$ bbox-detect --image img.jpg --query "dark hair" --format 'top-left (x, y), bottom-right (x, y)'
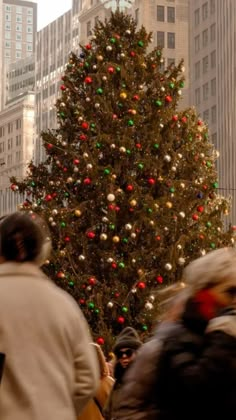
top-left (0, 212), bottom-right (46, 263)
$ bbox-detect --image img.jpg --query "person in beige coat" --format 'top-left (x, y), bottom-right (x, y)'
top-left (0, 212), bottom-right (99, 420)
top-left (78, 343), bottom-right (114, 420)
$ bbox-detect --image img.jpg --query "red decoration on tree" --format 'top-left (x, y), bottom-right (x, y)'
top-left (117, 316), bottom-right (125, 324)
top-left (172, 115), bottom-right (178, 122)
top-left (80, 134), bottom-right (87, 141)
top-left (165, 95), bottom-right (172, 103)
top-left (45, 194), bottom-right (52, 202)
top-left (156, 275), bottom-right (163, 284)
top-left (192, 214), bottom-right (199, 221)
top-left (73, 159), bottom-right (80, 165)
top-left (148, 178), bottom-right (155, 185)
top-left (60, 85), bottom-right (66, 91)
top-left (82, 122), bottom-right (89, 130)
top-left (87, 231), bottom-right (96, 239)
top-left (126, 184), bottom-right (134, 192)
top-left (47, 143), bottom-right (53, 150)
top-left (197, 205), bottom-right (204, 213)
top-left (64, 236), bottom-right (70, 242)
top-left (181, 116), bottom-right (187, 123)
top-left (84, 76), bottom-right (93, 84)
top-left (108, 66), bottom-right (115, 74)
top-left (89, 277), bottom-right (96, 285)
top-left (86, 44), bottom-right (92, 50)
top-left (133, 95), bottom-right (140, 101)
top-left (130, 51), bottom-right (136, 57)
top-left (137, 281), bottom-right (146, 289)
top-left (84, 178), bottom-right (91, 185)
top-left (96, 337), bottom-right (105, 345)
top-left (79, 298), bottom-right (85, 305)
top-left (57, 272), bottom-right (65, 279)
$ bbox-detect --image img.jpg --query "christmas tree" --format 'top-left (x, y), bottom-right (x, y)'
top-left (10, 12), bottom-right (234, 349)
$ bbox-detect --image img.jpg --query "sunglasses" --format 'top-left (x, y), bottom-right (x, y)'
top-left (117, 349), bottom-right (133, 359)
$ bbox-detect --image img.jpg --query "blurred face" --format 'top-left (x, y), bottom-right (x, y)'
top-left (117, 348), bottom-right (135, 368)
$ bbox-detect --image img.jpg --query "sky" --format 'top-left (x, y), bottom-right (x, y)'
top-left (36, 0), bottom-right (72, 30)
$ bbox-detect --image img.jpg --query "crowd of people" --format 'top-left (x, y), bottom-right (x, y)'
top-left (0, 211), bottom-right (236, 419)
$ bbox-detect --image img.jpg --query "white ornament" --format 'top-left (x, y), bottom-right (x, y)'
top-left (51, 222), bottom-right (56, 227)
top-left (160, 86), bottom-right (165, 92)
top-left (83, 153), bottom-right (89, 158)
top-left (95, 103), bottom-right (100, 109)
top-left (119, 146), bottom-right (126, 153)
top-left (52, 209), bottom-right (58, 216)
top-left (177, 244), bottom-right (182, 250)
top-left (62, 141), bottom-right (67, 147)
top-left (87, 163), bottom-right (93, 170)
top-left (200, 249), bottom-right (206, 256)
top-left (48, 217), bottom-right (54, 223)
top-left (110, 143), bottom-right (116, 149)
top-left (131, 288), bottom-right (137, 293)
top-left (102, 217), bottom-right (109, 223)
top-left (132, 259), bottom-right (136, 264)
top-left (165, 263), bottom-right (172, 271)
top-left (126, 29), bottom-right (131, 35)
top-left (74, 167), bottom-right (79, 173)
top-left (145, 302), bottom-right (154, 310)
top-left (149, 295), bottom-right (155, 302)
top-left (131, 233), bottom-right (136, 239)
top-left (180, 183), bottom-right (185, 189)
top-left (102, 76), bottom-right (107, 81)
top-left (79, 255), bottom-right (85, 261)
top-left (86, 97), bottom-right (91, 102)
top-left (107, 302), bottom-right (114, 308)
top-left (87, 286), bottom-right (92, 291)
top-left (125, 224), bottom-right (132, 230)
top-left (177, 153), bottom-right (183, 159)
top-left (67, 177), bottom-right (73, 183)
top-left (160, 123), bottom-right (164, 128)
top-left (107, 193), bottom-right (115, 202)
top-left (178, 257), bottom-right (185, 266)
top-left (93, 65), bottom-right (97, 70)
top-left (106, 45), bottom-right (112, 51)
top-left (171, 166), bottom-right (177, 172)
top-left (179, 212), bottom-right (185, 218)
top-left (178, 90), bottom-right (182, 96)
top-left (164, 155), bottom-right (171, 162)
top-left (107, 258), bottom-right (113, 263)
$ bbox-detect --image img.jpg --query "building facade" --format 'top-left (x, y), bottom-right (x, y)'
top-left (0, 0), bottom-right (37, 110)
top-left (0, 92), bottom-right (35, 215)
top-left (6, 54), bottom-right (35, 103)
top-left (189, 0), bottom-right (236, 223)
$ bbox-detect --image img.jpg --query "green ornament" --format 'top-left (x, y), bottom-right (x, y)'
top-left (147, 208), bottom-right (153, 214)
top-left (169, 82), bottom-right (175, 89)
top-left (110, 37), bottom-right (116, 44)
top-left (91, 123), bottom-right (96, 128)
top-left (128, 120), bottom-right (134, 127)
top-left (31, 181), bottom-right (35, 187)
top-left (210, 242), bottom-right (216, 249)
top-left (95, 309), bottom-right (100, 314)
top-left (180, 81), bottom-right (185, 88)
top-left (69, 281), bottom-right (74, 287)
top-left (88, 302), bottom-right (95, 309)
top-left (122, 306), bottom-right (128, 313)
top-left (118, 103), bottom-right (123, 108)
top-left (138, 40), bottom-right (144, 47)
top-left (213, 182), bottom-right (219, 188)
top-left (109, 224), bottom-right (115, 230)
top-left (60, 222), bottom-right (66, 228)
top-left (138, 163), bottom-right (144, 170)
top-left (97, 88), bottom-right (103, 95)
top-left (116, 66), bottom-right (121, 72)
top-left (84, 62), bottom-right (90, 68)
top-left (64, 192), bottom-right (69, 197)
top-left (60, 112), bottom-right (65, 118)
top-left (122, 238), bottom-right (128, 244)
top-left (206, 221), bottom-right (212, 228)
top-left (157, 50), bottom-right (161, 56)
top-left (153, 143), bottom-right (159, 149)
top-left (206, 161), bottom-right (212, 168)
top-left (104, 168), bottom-right (110, 175)
top-left (96, 142), bottom-right (101, 148)
top-left (119, 262), bottom-right (125, 268)
top-left (155, 100), bottom-right (162, 107)
top-left (37, 199), bottom-right (41, 205)
top-left (122, 83), bottom-right (126, 88)
top-left (142, 325), bottom-right (148, 331)
top-left (170, 187), bottom-right (175, 193)
top-left (126, 149), bottom-right (131, 155)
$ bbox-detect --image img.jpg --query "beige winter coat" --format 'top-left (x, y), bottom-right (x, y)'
top-left (0, 262), bottom-right (99, 420)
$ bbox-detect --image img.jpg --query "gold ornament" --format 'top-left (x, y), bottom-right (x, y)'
top-left (166, 201), bottom-right (173, 209)
top-left (97, 55), bottom-right (104, 61)
top-left (112, 236), bottom-right (120, 243)
top-left (120, 92), bottom-right (127, 99)
top-left (130, 199), bottom-right (137, 207)
top-left (75, 209), bottom-right (82, 217)
top-left (60, 250), bottom-right (66, 256)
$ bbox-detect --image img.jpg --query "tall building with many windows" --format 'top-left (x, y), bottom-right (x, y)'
top-left (0, 0), bottom-right (37, 110)
top-left (189, 0), bottom-right (236, 222)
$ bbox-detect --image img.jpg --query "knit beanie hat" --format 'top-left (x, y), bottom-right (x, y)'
top-left (113, 327), bottom-right (142, 355)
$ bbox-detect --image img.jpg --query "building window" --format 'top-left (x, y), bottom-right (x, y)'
top-left (16, 24), bottom-right (22, 32)
top-left (16, 6), bottom-right (22, 13)
top-left (210, 0), bottom-right (215, 14)
top-left (211, 78), bottom-right (216, 96)
top-left (194, 8), bottom-right (200, 25)
top-left (211, 50), bottom-right (216, 68)
top-left (135, 8), bottom-right (139, 24)
top-left (202, 29), bottom-right (208, 47)
top-left (157, 31), bottom-right (165, 48)
top-left (27, 16), bottom-right (33, 24)
top-left (27, 8), bottom-right (33, 15)
top-left (16, 33), bottom-right (22, 41)
top-left (27, 34), bottom-right (33, 43)
top-left (0, 142), bottom-right (5, 153)
top-left (16, 119), bottom-right (21, 130)
top-left (27, 44), bottom-right (33, 51)
top-left (5, 41), bottom-right (10, 48)
top-left (5, 50), bottom-right (10, 58)
top-left (87, 21), bottom-right (91, 36)
top-left (203, 109), bottom-right (209, 123)
top-left (7, 155), bottom-right (12, 166)
top-left (195, 87), bottom-right (201, 105)
top-left (16, 15), bottom-right (22, 23)
top-left (5, 13), bottom-right (11, 21)
top-left (157, 6), bottom-right (165, 22)
top-left (210, 23), bottom-right (216, 42)
top-left (167, 32), bottom-right (175, 49)
top-left (5, 32), bottom-right (11, 39)
top-left (203, 82), bottom-right (209, 101)
top-left (27, 25), bottom-right (33, 33)
top-left (16, 51), bottom-right (22, 59)
top-left (5, 5), bottom-right (11, 12)
top-left (203, 55), bottom-right (208, 73)
top-left (195, 35), bottom-right (200, 52)
top-left (211, 105), bottom-right (216, 123)
top-left (16, 42), bottom-right (22, 50)
top-left (167, 58), bottom-right (175, 66)
top-left (212, 132), bottom-right (217, 145)
top-left (5, 23), bottom-right (11, 30)
top-left (195, 61), bottom-right (201, 79)
top-left (202, 2), bottom-right (208, 20)
top-left (167, 7), bottom-right (175, 23)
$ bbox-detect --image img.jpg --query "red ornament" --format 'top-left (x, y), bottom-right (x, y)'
top-left (113, 114), bottom-right (118, 119)
top-left (108, 204), bottom-right (116, 211)
top-left (80, 134), bottom-right (87, 141)
top-left (148, 178), bottom-right (155, 185)
top-left (64, 236), bottom-right (70, 242)
top-left (130, 51), bottom-right (136, 57)
top-left (156, 275), bottom-right (163, 284)
top-left (60, 85), bottom-right (66, 91)
top-left (57, 272), bottom-right (65, 279)
top-left (84, 177), bottom-right (91, 185)
top-left (108, 66), bottom-right (115, 74)
top-left (96, 337), bottom-right (105, 345)
top-left (115, 206), bottom-right (120, 212)
top-left (86, 44), bottom-right (92, 50)
top-left (203, 185), bottom-right (208, 191)
top-left (47, 143), bottom-right (53, 150)
top-left (165, 95), bottom-right (172, 103)
top-left (156, 236), bottom-right (161, 241)
top-left (45, 194), bottom-right (52, 202)
top-left (126, 184), bottom-right (134, 192)
top-left (199, 234), bottom-right (205, 240)
top-left (79, 298), bottom-right (85, 305)
top-left (181, 116), bottom-right (187, 123)
top-left (63, 167), bottom-right (68, 172)
top-left (232, 226), bottom-right (236, 231)
top-left (136, 143), bottom-right (142, 149)
top-left (81, 122), bottom-right (89, 130)
top-left (10, 184), bottom-right (17, 191)
top-left (73, 159), bottom-right (80, 165)
top-left (133, 95), bottom-right (140, 101)
top-left (117, 316), bottom-right (125, 324)
top-left (89, 277), bottom-right (96, 285)
top-left (172, 115), bottom-right (178, 122)
top-left (84, 76), bottom-right (93, 84)
top-left (192, 214), bottom-right (199, 221)
top-left (111, 262), bottom-right (117, 269)
top-left (197, 205), bottom-right (204, 213)
top-left (198, 119), bottom-right (203, 126)
top-left (137, 282), bottom-right (146, 289)
top-left (87, 231), bottom-right (95, 239)
top-left (52, 192), bottom-right (57, 198)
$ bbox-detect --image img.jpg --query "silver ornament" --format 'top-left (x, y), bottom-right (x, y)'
top-left (79, 255), bottom-right (85, 261)
top-left (165, 263), bottom-right (172, 271)
top-left (107, 302), bottom-right (114, 308)
top-left (164, 154), bottom-right (171, 162)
